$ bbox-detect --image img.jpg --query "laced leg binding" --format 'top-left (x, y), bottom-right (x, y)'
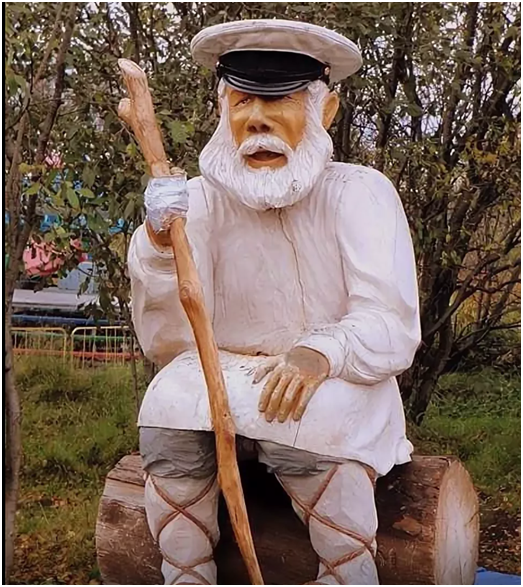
top-left (278, 461), bottom-right (379, 585)
top-left (144, 473), bottom-right (220, 585)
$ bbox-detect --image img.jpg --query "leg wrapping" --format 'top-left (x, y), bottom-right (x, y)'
top-left (278, 461), bottom-right (379, 585)
top-left (144, 474), bottom-right (220, 585)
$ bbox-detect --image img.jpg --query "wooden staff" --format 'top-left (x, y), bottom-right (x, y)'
top-left (117, 58), bottom-right (264, 585)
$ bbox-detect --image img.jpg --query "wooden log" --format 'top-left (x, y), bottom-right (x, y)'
top-left (96, 454), bottom-right (479, 585)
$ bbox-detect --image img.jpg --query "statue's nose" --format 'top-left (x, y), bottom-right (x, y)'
top-left (246, 102), bottom-right (273, 134)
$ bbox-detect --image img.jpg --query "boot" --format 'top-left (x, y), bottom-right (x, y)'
top-left (144, 473), bottom-right (220, 585)
top-left (278, 461), bottom-right (379, 585)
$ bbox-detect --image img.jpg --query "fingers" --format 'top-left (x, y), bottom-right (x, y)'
top-left (264, 369), bottom-right (297, 422)
top-left (252, 356), bottom-right (282, 385)
top-left (257, 364), bottom-right (284, 412)
top-left (293, 378), bottom-right (324, 421)
top-left (255, 354), bottom-right (327, 423)
top-left (277, 375), bottom-right (304, 423)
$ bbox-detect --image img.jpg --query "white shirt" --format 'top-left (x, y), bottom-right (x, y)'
top-left (129, 162), bottom-right (421, 476)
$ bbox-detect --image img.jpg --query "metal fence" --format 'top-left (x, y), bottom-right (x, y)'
top-left (12, 327), bottom-right (69, 360)
top-left (70, 326), bottom-right (140, 368)
top-left (12, 326), bottom-right (142, 367)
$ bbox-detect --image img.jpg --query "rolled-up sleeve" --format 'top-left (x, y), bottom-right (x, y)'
top-left (298, 169), bottom-right (421, 384)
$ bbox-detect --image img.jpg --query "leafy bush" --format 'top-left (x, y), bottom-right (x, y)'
top-left (451, 328), bottom-right (521, 375)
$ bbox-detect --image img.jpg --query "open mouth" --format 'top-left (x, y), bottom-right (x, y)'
top-left (245, 150), bottom-right (287, 166)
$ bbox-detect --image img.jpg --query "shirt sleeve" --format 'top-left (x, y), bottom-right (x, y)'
top-left (127, 180), bottom-right (214, 368)
top-left (297, 168), bottom-right (421, 385)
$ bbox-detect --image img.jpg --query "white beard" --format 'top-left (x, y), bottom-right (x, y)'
top-left (199, 90), bottom-right (334, 211)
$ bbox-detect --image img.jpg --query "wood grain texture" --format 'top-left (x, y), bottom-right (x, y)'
top-left (96, 454), bottom-right (479, 585)
top-left (117, 59), bottom-right (170, 178)
top-left (117, 58), bottom-right (263, 584)
top-left (169, 219), bottom-right (263, 585)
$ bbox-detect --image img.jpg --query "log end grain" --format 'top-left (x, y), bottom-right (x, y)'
top-left (435, 459), bottom-right (480, 585)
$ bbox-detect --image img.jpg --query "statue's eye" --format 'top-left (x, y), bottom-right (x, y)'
top-left (235, 96), bottom-right (251, 106)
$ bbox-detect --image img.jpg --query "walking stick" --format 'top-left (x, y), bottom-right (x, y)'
top-left (117, 59), bottom-right (264, 585)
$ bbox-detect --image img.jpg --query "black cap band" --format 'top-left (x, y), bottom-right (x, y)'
top-left (217, 50), bottom-right (330, 97)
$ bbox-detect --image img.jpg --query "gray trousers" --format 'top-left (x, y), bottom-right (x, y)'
top-left (140, 427), bottom-right (346, 479)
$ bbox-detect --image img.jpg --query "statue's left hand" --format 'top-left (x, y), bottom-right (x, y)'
top-left (253, 347), bottom-right (330, 423)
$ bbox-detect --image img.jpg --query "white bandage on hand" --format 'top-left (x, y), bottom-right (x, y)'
top-left (144, 175), bottom-right (189, 233)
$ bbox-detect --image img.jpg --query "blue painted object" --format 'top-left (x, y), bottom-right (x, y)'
top-left (476, 568), bottom-right (521, 585)
top-left (12, 314), bottom-right (112, 327)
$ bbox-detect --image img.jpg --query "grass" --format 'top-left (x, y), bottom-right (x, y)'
top-left (10, 358), bottom-right (521, 584)
top-left (411, 368), bottom-right (520, 512)
top-left (11, 357), bottom-right (142, 585)
top-left (410, 367), bottom-right (521, 575)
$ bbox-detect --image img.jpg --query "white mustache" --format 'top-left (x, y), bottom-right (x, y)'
top-left (237, 134), bottom-right (293, 157)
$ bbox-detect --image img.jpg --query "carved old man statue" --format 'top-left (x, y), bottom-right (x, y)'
top-left (128, 19), bottom-right (421, 586)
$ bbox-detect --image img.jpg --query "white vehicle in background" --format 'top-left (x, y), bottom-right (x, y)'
top-left (12, 262), bottom-right (103, 327)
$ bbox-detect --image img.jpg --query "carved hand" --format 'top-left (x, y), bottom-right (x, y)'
top-left (254, 347), bottom-right (330, 423)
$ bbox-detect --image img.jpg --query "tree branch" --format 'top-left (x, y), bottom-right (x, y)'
top-left (5, 3), bottom-right (65, 211)
top-left (12, 3), bottom-right (78, 286)
top-left (440, 2), bottom-right (479, 164)
top-left (424, 252), bottom-right (500, 338)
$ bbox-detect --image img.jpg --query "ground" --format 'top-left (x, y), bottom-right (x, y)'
top-left (10, 358), bottom-right (521, 584)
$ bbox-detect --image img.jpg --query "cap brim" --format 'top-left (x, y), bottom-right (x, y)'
top-left (191, 19), bottom-right (362, 83)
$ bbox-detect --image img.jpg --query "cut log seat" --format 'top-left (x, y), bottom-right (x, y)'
top-left (96, 454), bottom-right (479, 585)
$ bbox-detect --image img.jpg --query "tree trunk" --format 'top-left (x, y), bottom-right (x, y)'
top-left (3, 7), bottom-right (78, 582)
top-left (4, 306), bottom-right (21, 584)
top-left (96, 454), bottom-right (479, 585)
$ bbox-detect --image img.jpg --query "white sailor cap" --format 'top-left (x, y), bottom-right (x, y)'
top-left (191, 19), bottom-right (362, 97)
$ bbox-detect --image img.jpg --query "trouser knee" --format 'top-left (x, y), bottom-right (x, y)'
top-left (257, 440), bottom-right (345, 476)
top-left (140, 427), bottom-right (217, 479)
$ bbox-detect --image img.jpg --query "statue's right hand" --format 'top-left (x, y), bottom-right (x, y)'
top-left (144, 175), bottom-right (189, 248)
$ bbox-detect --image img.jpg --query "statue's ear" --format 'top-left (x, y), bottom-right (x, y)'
top-left (322, 92), bottom-right (340, 130)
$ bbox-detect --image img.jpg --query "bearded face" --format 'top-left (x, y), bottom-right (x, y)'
top-left (199, 81), bottom-right (337, 211)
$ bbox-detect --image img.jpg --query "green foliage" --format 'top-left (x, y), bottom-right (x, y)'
top-left (451, 327), bottom-right (521, 373)
top-left (5, 2), bottom-right (521, 421)
top-left (411, 368), bottom-right (521, 512)
top-left (7, 6), bottom-right (519, 582)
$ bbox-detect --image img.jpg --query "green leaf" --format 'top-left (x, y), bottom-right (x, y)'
top-left (87, 214), bottom-right (107, 233)
top-left (126, 142), bottom-right (137, 157)
top-left (66, 124), bottom-right (79, 140)
top-left (19, 162), bottom-right (33, 174)
top-left (66, 187), bottom-right (80, 210)
top-left (50, 193), bottom-right (65, 208)
top-left (123, 199), bottom-right (135, 219)
top-left (79, 188), bottom-right (95, 199)
top-left (25, 182), bottom-right (42, 196)
top-left (166, 120), bottom-right (189, 145)
top-left (406, 104), bottom-right (424, 117)
top-left (82, 166), bottom-right (96, 188)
